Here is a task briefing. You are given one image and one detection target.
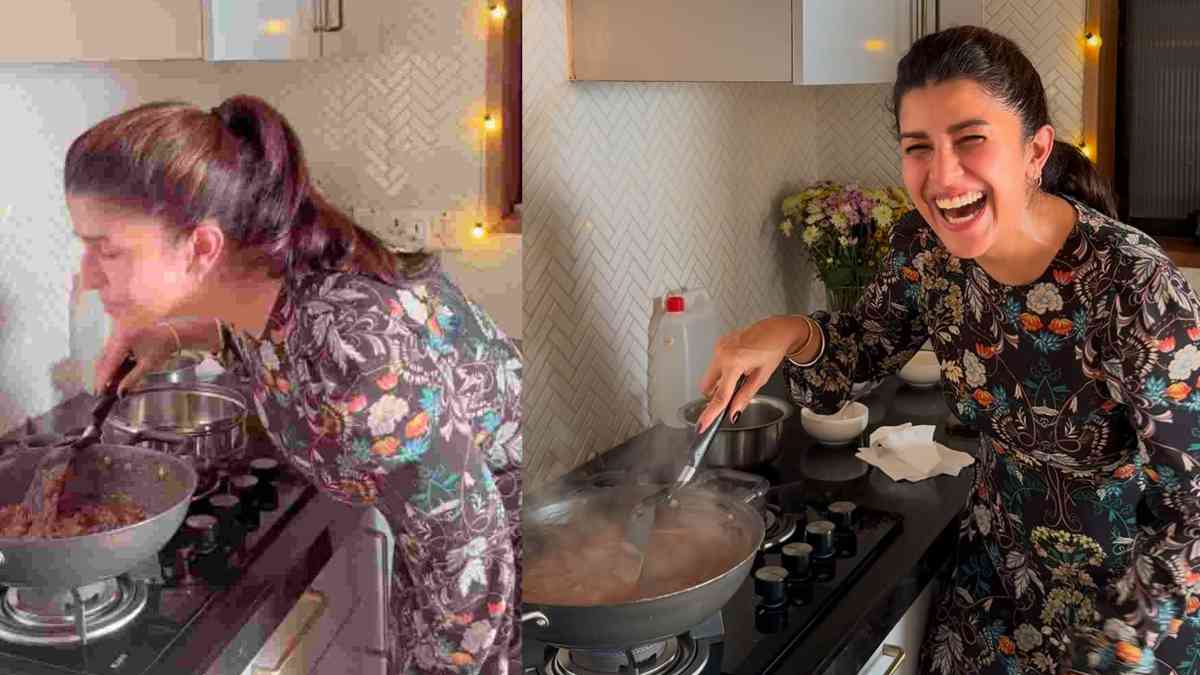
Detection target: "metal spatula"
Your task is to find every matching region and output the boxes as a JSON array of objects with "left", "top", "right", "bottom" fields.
[
  {"left": 619, "top": 375, "right": 746, "bottom": 582},
  {"left": 20, "top": 352, "right": 138, "bottom": 530}
]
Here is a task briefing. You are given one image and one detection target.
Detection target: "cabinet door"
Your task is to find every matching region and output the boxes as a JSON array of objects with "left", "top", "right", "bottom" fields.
[
  {"left": 857, "top": 581, "right": 934, "bottom": 675},
  {"left": 568, "top": 0, "right": 793, "bottom": 82},
  {"left": 0, "top": 0, "right": 202, "bottom": 63},
  {"left": 205, "top": 0, "right": 319, "bottom": 61},
  {"left": 933, "top": 0, "right": 984, "bottom": 33},
  {"left": 794, "top": 0, "right": 912, "bottom": 85},
  {"left": 318, "top": 0, "right": 386, "bottom": 59}
]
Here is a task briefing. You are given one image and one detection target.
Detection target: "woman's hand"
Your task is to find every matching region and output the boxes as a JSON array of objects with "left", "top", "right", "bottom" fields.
[
  {"left": 695, "top": 315, "right": 813, "bottom": 432},
  {"left": 94, "top": 323, "right": 177, "bottom": 396}
]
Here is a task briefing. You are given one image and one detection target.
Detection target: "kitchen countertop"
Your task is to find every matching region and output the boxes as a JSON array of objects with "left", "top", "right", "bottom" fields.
[
  {"left": 0, "top": 378, "right": 365, "bottom": 675},
  {"left": 551, "top": 372, "right": 978, "bottom": 675}
]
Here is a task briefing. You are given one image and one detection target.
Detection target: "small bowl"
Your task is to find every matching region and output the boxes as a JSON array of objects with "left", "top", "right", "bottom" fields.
[
  {"left": 800, "top": 401, "right": 869, "bottom": 446},
  {"left": 898, "top": 350, "right": 941, "bottom": 389}
]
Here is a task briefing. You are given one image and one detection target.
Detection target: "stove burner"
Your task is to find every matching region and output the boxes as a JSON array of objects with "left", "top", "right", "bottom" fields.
[
  {"left": 549, "top": 636, "right": 710, "bottom": 675},
  {"left": 0, "top": 576, "right": 148, "bottom": 646},
  {"left": 761, "top": 505, "right": 797, "bottom": 550}
]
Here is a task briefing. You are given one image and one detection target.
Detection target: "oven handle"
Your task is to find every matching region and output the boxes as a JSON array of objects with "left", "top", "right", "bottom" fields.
[
  {"left": 880, "top": 644, "right": 907, "bottom": 675},
  {"left": 250, "top": 591, "right": 328, "bottom": 675}
]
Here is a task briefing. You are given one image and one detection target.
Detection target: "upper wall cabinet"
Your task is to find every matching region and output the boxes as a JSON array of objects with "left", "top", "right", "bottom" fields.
[
  {"left": 567, "top": 0, "right": 794, "bottom": 82},
  {"left": 568, "top": 0, "right": 983, "bottom": 85},
  {"left": 205, "top": 0, "right": 386, "bottom": 62},
  {"left": 0, "top": 0, "right": 204, "bottom": 63},
  {"left": 0, "top": 0, "right": 384, "bottom": 65}
]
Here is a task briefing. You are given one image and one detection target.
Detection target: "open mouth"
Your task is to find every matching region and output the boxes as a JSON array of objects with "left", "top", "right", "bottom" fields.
[{"left": 934, "top": 190, "right": 987, "bottom": 225}]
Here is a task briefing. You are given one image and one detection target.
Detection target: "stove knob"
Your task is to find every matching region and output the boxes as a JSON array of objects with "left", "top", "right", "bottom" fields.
[
  {"left": 249, "top": 457, "right": 281, "bottom": 484},
  {"left": 806, "top": 520, "right": 836, "bottom": 559},
  {"left": 186, "top": 514, "right": 219, "bottom": 555},
  {"left": 754, "top": 565, "right": 789, "bottom": 607},
  {"left": 231, "top": 475, "right": 262, "bottom": 531},
  {"left": 781, "top": 542, "right": 812, "bottom": 578},
  {"left": 208, "top": 494, "right": 245, "bottom": 547},
  {"left": 828, "top": 501, "right": 857, "bottom": 530}
]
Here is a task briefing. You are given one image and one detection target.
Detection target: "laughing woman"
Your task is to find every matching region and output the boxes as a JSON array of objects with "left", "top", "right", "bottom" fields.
[
  {"left": 68, "top": 95, "right": 522, "bottom": 674},
  {"left": 698, "top": 27, "right": 1200, "bottom": 675}
]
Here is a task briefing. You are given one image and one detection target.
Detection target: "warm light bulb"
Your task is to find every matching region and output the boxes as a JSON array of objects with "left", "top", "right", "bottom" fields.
[
  {"left": 262, "top": 19, "right": 288, "bottom": 35},
  {"left": 1085, "top": 32, "right": 1102, "bottom": 48},
  {"left": 1078, "top": 142, "right": 1094, "bottom": 160},
  {"left": 489, "top": 4, "right": 507, "bottom": 19},
  {"left": 483, "top": 114, "right": 497, "bottom": 131},
  {"left": 864, "top": 39, "right": 886, "bottom": 53},
  {"left": 472, "top": 222, "right": 486, "bottom": 239}
]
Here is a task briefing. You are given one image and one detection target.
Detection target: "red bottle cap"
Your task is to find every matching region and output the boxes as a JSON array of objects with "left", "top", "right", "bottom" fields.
[{"left": 665, "top": 295, "right": 685, "bottom": 313}]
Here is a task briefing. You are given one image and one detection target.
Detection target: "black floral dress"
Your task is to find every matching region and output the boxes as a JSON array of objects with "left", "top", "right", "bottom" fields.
[
  {"left": 785, "top": 197, "right": 1200, "bottom": 674},
  {"left": 218, "top": 258, "right": 522, "bottom": 675}
]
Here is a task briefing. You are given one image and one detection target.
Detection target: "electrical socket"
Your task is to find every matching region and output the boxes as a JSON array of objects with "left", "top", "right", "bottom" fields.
[{"left": 352, "top": 207, "right": 460, "bottom": 252}]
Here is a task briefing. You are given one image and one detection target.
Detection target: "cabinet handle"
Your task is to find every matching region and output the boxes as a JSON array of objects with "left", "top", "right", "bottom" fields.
[
  {"left": 324, "top": 0, "right": 344, "bottom": 32},
  {"left": 881, "top": 644, "right": 907, "bottom": 675},
  {"left": 910, "top": 0, "right": 918, "bottom": 43}
]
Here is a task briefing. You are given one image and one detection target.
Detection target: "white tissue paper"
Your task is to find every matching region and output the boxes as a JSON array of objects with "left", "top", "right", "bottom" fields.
[{"left": 855, "top": 423, "right": 975, "bottom": 482}]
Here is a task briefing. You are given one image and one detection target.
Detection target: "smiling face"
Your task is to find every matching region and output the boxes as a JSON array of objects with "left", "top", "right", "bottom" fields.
[
  {"left": 898, "top": 78, "right": 1050, "bottom": 260},
  {"left": 68, "top": 196, "right": 199, "bottom": 328}
]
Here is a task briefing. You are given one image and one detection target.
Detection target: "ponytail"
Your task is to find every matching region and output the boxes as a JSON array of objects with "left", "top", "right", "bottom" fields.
[{"left": 1042, "top": 140, "right": 1117, "bottom": 218}]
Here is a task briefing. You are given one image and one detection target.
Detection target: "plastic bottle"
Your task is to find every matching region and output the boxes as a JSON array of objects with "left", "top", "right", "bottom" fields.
[{"left": 648, "top": 288, "right": 720, "bottom": 427}]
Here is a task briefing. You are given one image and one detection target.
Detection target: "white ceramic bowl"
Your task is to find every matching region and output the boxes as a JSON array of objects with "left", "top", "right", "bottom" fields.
[
  {"left": 898, "top": 350, "right": 941, "bottom": 389},
  {"left": 800, "top": 401, "right": 869, "bottom": 446}
]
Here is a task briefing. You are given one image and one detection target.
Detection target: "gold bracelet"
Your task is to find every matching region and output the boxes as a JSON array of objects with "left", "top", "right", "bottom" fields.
[
  {"left": 785, "top": 316, "right": 816, "bottom": 361},
  {"left": 158, "top": 321, "right": 183, "bottom": 354}
]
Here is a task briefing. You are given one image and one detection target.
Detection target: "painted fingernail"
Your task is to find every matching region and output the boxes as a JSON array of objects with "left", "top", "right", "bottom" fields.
[{"left": 731, "top": 411, "right": 741, "bottom": 424}]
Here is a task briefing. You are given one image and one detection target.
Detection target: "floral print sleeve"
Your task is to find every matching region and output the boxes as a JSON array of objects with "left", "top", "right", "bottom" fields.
[
  {"left": 784, "top": 209, "right": 932, "bottom": 413},
  {"left": 1068, "top": 257, "right": 1200, "bottom": 674},
  {"left": 232, "top": 264, "right": 521, "bottom": 675}
]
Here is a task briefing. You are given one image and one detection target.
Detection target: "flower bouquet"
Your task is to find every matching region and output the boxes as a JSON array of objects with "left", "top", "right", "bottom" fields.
[{"left": 779, "top": 181, "right": 914, "bottom": 311}]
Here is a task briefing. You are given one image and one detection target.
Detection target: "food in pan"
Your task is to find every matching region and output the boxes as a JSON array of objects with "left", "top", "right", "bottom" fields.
[
  {"left": 523, "top": 511, "right": 752, "bottom": 606},
  {"left": 0, "top": 467, "right": 147, "bottom": 539}
]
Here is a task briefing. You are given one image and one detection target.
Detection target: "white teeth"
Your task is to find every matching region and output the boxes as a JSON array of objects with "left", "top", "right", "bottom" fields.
[{"left": 934, "top": 191, "right": 985, "bottom": 209}]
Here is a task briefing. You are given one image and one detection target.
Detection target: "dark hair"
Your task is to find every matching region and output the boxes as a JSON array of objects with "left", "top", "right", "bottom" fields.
[
  {"left": 64, "top": 95, "right": 431, "bottom": 282},
  {"left": 891, "top": 26, "right": 1117, "bottom": 218}
]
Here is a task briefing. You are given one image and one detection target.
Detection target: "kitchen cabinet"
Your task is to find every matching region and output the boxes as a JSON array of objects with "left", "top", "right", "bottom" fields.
[
  {"left": 205, "top": 0, "right": 385, "bottom": 62},
  {"left": 0, "top": 0, "right": 203, "bottom": 63},
  {"left": 857, "top": 580, "right": 934, "bottom": 675},
  {"left": 567, "top": 0, "right": 794, "bottom": 82},
  {"left": 568, "top": 0, "right": 982, "bottom": 85}
]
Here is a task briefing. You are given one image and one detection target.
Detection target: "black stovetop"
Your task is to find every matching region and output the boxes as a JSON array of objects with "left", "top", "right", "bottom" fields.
[
  {"left": 0, "top": 472, "right": 317, "bottom": 675},
  {"left": 522, "top": 482, "right": 902, "bottom": 675}
]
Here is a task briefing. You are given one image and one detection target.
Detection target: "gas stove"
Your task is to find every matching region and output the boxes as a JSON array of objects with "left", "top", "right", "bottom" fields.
[
  {"left": 0, "top": 455, "right": 317, "bottom": 675},
  {"left": 522, "top": 481, "right": 901, "bottom": 675}
]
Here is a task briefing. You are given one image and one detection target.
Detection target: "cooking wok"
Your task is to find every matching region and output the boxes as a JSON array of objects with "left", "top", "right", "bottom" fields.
[
  {"left": 521, "top": 480, "right": 764, "bottom": 650},
  {"left": 0, "top": 442, "right": 197, "bottom": 589}
]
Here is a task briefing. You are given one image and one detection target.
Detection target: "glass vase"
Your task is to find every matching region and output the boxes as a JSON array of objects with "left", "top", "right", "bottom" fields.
[{"left": 825, "top": 285, "right": 864, "bottom": 313}]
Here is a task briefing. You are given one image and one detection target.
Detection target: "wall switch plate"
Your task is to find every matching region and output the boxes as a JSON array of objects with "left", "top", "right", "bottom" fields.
[{"left": 352, "top": 207, "right": 461, "bottom": 252}]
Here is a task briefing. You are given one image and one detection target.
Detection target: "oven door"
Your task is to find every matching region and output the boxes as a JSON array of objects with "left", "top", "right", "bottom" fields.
[{"left": 242, "top": 507, "right": 392, "bottom": 675}]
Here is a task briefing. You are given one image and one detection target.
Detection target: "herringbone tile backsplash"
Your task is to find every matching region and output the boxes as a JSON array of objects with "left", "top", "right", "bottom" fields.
[{"left": 523, "top": 0, "right": 1086, "bottom": 487}]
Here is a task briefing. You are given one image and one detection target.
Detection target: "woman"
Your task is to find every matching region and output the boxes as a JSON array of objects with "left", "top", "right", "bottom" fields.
[
  {"left": 698, "top": 27, "right": 1200, "bottom": 675},
  {"left": 68, "top": 95, "right": 522, "bottom": 674}
]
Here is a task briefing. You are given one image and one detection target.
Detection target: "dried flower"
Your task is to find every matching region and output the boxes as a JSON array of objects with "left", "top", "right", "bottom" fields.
[{"left": 779, "top": 181, "right": 913, "bottom": 288}]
